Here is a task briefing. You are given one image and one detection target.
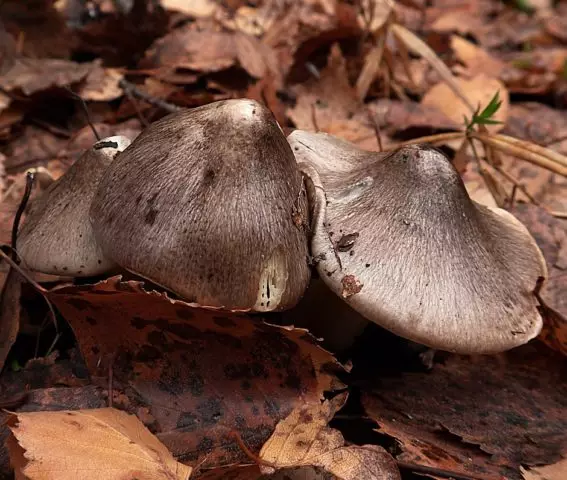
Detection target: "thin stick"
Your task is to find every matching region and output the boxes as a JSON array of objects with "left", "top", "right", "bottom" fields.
[
  {"left": 227, "top": 431, "right": 278, "bottom": 469},
  {"left": 367, "top": 109, "right": 383, "bottom": 152},
  {"left": 11, "top": 171, "right": 34, "bottom": 259},
  {"left": 396, "top": 460, "right": 486, "bottom": 480},
  {"left": 0, "top": 249, "right": 58, "bottom": 333},
  {"left": 64, "top": 87, "right": 100, "bottom": 141},
  {"left": 123, "top": 87, "right": 149, "bottom": 127},
  {"left": 118, "top": 79, "right": 181, "bottom": 113},
  {"left": 311, "top": 103, "right": 320, "bottom": 132},
  {"left": 385, "top": 132, "right": 465, "bottom": 150},
  {"left": 471, "top": 132, "right": 567, "bottom": 176}
]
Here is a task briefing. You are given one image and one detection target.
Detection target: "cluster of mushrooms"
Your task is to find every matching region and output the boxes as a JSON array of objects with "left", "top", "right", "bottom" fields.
[{"left": 16, "top": 99, "right": 547, "bottom": 354}]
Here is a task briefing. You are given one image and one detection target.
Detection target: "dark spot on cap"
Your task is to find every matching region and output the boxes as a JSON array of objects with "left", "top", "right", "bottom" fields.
[
  {"left": 93, "top": 140, "right": 118, "bottom": 150},
  {"left": 145, "top": 208, "right": 158, "bottom": 225},
  {"left": 86, "top": 316, "right": 97, "bottom": 326}
]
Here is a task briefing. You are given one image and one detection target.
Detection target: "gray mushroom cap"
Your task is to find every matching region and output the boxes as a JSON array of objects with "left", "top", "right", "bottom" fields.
[
  {"left": 17, "top": 136, "right": 131, "bottom": 276},
  {"left": 90, "top": 99, "right": 310, "bottom": 311},
  {"left": 289, "top": 130, "right": 547, "bottom": 354}
]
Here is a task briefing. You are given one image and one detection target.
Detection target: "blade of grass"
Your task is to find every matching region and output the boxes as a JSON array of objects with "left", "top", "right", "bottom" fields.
[{"left": 472, "top": 133, "right": 567, "bottom": 176}]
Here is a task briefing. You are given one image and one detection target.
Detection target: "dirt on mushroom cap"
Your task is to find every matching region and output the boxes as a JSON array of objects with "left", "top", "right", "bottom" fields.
[
  {"left": 90, "top": 99, "right": 311, "bottom": 312},
  {"left": 289, "top": 130, "right": 547, "bottom": 354}
]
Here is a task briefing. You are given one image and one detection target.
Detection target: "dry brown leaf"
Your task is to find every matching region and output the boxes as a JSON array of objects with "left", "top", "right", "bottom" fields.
[
  {"left": 46, "top": 277, "right": 344, "bottom": 469},
  {"left": 357, "top": 0, "right": 393, "bottom": 32},
  {"left": 0, "top": 269, "right": 21, "bottom": 371},
  {"left": 161, "top": 0, "right": 217, "bottom": 17},
  {"left": 450, "top": 35, "right": 506, "bottom": 78},
  {"left": 391, "top": 23, "right": 475, "bottom": 112},
  {"left": 288, "top": 44, "right": 378, "bottom": 149},
  {"left": 7, "top": 408, "right": 192, "bottom": 480},
  {"left": 356, "top": 37, "right": 386, "bottom": 101},
  {"left": 363, "top": 343, "right": 567, "bottom": 479},
  {"left": 234, "top": 32, "right": 280, "bottom": 82},
  {"left": 522, "top": 457, "right": 567, "bottom": 480},
  {"left": 0, "top": 59, "right": 95, "bottom": 96},
  {"left": 260, "top": 397, "right": 400, "bottom": 480},
  {"left": 145, "top": 25, "right": 236, "bottom": 73},
  {"left": 422, "top": 75, "right": 509, "bottom": 134},
  {"left": 430, "top": 10, "right": 484, "bottom": 36},
  {"left": 78, "top": 66, "right": 124, "bottom": 102}
]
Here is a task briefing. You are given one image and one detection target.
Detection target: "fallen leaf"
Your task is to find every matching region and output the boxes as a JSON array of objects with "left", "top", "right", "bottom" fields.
[
  {"left": 357, "top": 0, "right": 393, "bottom": 32},
  {"left": 370, "top": 99, "right": 459, "bottom": 137},
  {"left": 522, "top": 457, "right": 567, "bottom": 480},
  {"left": 362, "top": 343, "right": 567, "bottom": 479},
  {"left": 509, "top": 203, "right": 567, "bottom": 355},
  {"left": 260, "top": 396, "right": 400, "bottom": 480},
  {"left": 161, "top": 0, "right": 218, "bottom": 18},
  {"left": 0, "top": 269, "right": 22, "bottom": 372},
  {"left": 450, "top": 35, "right": 507, "bottom": 78},
  {"left": 0, "top": 59, "right": 95, "bottom": 97},
  {"left": 422, "top": 74, "right": 509, "bottom": 134},
  {"left": 78, "top": 66, "right": 124, "bottom": 102},
  {"left": 7, "top": 408, "right": 192, "bottom": 480},
  {"left": 46, "top": 277, "right": 345, "bottom": 469},
  {"left": 288, "top": 44, "right": 377, "bottom": 149},
  {"left": 430, "top": 9, "right": 484, "bottom": 37},
  {"left": 144, "top": 24, "right": 236, "bottom": 74}
]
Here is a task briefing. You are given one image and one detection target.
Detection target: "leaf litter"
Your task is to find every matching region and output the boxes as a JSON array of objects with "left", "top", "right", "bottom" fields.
[{"left": 0, "top": 0, "right": 566, "bottom": 479}]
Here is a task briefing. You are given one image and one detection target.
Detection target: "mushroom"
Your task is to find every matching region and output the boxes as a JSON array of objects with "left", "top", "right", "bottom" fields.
[
  {"left": 17, "top": 136, "right": 131, "bottom": 277},
  {"left": 288, "top": 130, "right": 547, "bottom": 354},
  {"left": 89, "top": 99, "right": 310, "bottom": 311}
]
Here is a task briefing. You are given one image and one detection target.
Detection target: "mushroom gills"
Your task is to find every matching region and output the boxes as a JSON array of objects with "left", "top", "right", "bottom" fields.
[{"left": 289, "top": 130, "right": 547, "bottom": 354}]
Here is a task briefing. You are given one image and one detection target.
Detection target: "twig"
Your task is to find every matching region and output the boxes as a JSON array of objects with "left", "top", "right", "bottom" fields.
[
  {"left": 396, "top": 460, "right": 486, "bottom": 480},
  {"left": 227, "top": 431, "right": 278, "bottom": 469},
  {"left": 118, "top": 79, "right": 181, "bottom": 113},
  {"left": 472, "top": 132, "right": 567, "bottom": 177},
  {"left": 367, "top": 108, "right": 383, "bottom": 152},
  {"left": 386, "top": 132, "right": 465, "bottom": 150},
  {"left": 311, "top": 103, "right": 320, "bottom": 132},
  {"left": 0, "top": 248, "right": 58, "bottom": 334},
  {"left": 123, "top": 86, "right": 149, "bottom": 127},
  {"left": 11, "top": 171, "right": 34, "bottom": 259},
  {"left": 64, "top": 87, "right": 100, "bottom": 141}
]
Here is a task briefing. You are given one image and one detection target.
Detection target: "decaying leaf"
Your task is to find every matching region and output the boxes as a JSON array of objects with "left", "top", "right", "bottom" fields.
[
  {"left": 0, "top": 269, "right": 22, "bottom": 372},
  {"left": 362, "top": 343, "right": 567, "bottom": 480},
  {"left": 421, "top": 75, "right": 509, "bottom": 134},
  {"left": 260, "top": 396, "right": 400, "bottom": 480},
  {"left": 78, "top": 66, "right": 124, "bottom": 102},
  {"left": 0, "top": 59, "right": 96, "bottom": 97},
  {"left": 161, "top": 0, "right": 218, "bottom": 18},
  {"left": 522, "top": 457, "right": 567, "bottom": 480},
  {"left": 288, "top": 44, "right": 378, "bottom": 149},
  {"left": 6, "top": 408, "right": 192, "bottom": 480},
  {"left": 46, "top": 277, "right": 344, "bottom": 469}
]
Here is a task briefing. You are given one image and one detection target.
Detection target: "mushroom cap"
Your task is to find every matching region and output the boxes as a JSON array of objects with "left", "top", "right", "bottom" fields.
[
  {"left": 90, "top": 99, "right": 310, "bottom": 311},
  {"left": 17, "top": 136, "right": 131, "bottom": 276},
  {"left": 289, "top": 130, "right": 547, "bottom": 354}
]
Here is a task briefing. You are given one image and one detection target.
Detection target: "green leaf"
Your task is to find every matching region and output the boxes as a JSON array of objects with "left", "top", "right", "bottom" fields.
[
  {"left": 477, "top": 90, "right": 502, "bottom": 120},
  {"left": 472, "top": 117, "right": 503, "bottom": 126},
  {"left": 465, "top": 90, "right": 503, "bottom": 130}
]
